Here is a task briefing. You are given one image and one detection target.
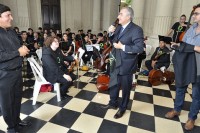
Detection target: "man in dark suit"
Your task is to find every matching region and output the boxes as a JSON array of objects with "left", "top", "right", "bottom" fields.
[{"left": 102, "top": 7, "right": 144, "bottom": 119}]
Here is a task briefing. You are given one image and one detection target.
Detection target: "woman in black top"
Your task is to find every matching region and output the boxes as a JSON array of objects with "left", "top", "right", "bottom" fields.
[{"left": 60, "top": 33, "right": 73, "bottom": 56}]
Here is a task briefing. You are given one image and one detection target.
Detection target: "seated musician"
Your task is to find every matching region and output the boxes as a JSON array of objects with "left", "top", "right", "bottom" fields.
[
  {"left": 60, "top": 33, "right": 74, "bottom": 56},
  {"left": 103, "top": 30, "right": 108, "bottom": 42},
  {"left": 20, "top": 31, "right": 34, "bottom": 76},
  {"left": 71, "top": 33, "right": 76, "bottom": 42},
  {"left": 145, "top": 35, "right": 170, "bottom": 72},
  {"left": 81, "top": 34, "right": 94, "bottom": 65},
  {"left": 91, "top": 34, "right": 97, "bottom": 44},
  {"left": 42, "top": 36, "right": 75, "bottom": 99},
  {"left": 96, "top": 33, "right": 107, "bottom": 54},
  {"left": 33, "top": 32, "right": 43, "bottom": 48}
]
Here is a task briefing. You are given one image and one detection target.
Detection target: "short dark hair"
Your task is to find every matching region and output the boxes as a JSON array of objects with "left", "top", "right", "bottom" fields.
[
  {"left": 87, "top": 29, "right": 91, "bottom": 33},
  {"left": 181, "top": 14, "right": 186, "bottom": 18},
  {"left": 97, "top": 33, "right": 103, "bottom": 37},
  {"left": 196, "top": 3, "right": 200, "bottom": 7},
  {"left": 0, "top": 4, "right": 10, "bottom": 16},
  {"left": 28, "top": 28, "right": 33, "bottom": 31},
  {"left": 21, "top": 31, "right": 27, "bottom": 35},
  {"left": 38, "top": 27, "right": 42, "bottom": 30}
]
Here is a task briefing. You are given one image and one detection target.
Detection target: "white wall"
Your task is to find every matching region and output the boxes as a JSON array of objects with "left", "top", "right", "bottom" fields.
[{"left": 1, "top": 0, "right": 200, "bottom": 35}]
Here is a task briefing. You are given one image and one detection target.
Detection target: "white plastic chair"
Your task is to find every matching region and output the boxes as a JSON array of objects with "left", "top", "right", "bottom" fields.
[
  {"left": 36, "top": 48, "right": 42, "bottom": 65},
  {"left": 72, "top": 41, "right": 76, "bottom": 57},
  {"left": 140, "top": 44, "right": 153, "bottom": 71},
  {"left": 78, "top": 47, "right": 85, "bottom": 66},
  {"left": 27, "top": 56, "right": 61, "bottom": 105},
  {"left": 145, "top": 45, "right": 153, "bottom": 56}
]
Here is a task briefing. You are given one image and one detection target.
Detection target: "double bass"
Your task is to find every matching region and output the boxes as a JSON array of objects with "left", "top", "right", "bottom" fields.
[{"left": 179, "top": 6, "right": 197, "bottom": 42}]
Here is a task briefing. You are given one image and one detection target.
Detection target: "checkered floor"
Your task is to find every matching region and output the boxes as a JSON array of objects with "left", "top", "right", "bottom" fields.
[{"left": 0, "top": 67, "right": 200, "bottom": 133}]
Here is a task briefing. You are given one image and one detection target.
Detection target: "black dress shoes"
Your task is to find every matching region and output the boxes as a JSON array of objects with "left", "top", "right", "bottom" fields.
[
  {"left": 101, "top": 104, "right": 118, "bottom": 110},
  {"left": 61, "top": 94, "right": 73, "bottom": 100},
  {"left": 19, "top": 120, "right": 31, "bottom": 126},
  {"left": 114, "top": 110, "right": 125, "bottom": 119}
]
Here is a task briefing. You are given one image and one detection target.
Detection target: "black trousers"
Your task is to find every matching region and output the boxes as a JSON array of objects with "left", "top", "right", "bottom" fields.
[
  {"left": 145, "top": 60, "right": 169, "bottom": 71},
  {"left": 0, "top": 69, "right": 22, "bottom": 131},
  {"left": 57, "top": 73, "right": 75, "bottom": 96},
  {"left": 109, "top": 74, "right": 133, "bottom": 111},
  {"left": 138, "top": 53, "right": 146, "bottom": 69}
]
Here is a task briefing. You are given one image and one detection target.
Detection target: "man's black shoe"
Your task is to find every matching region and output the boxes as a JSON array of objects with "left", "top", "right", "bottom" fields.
[
  {"left": 114, "top": 110, "right": 125, "bottom": 119},
  {"left": 61, "top": 94, "right": 73, "bottom": 100},
  {"left": 101, "top": 104, "right": 117, "bottom": 110},
  {"left": 19, "top": 120, "right": 31, "bottom": 126}
]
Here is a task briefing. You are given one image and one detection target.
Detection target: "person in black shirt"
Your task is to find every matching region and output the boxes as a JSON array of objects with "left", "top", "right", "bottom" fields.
[
  {"left": 96, "top": 33, "right": 107, "bottom": 54},
  {"left": 0, "top": 4, "right": 30, "bottom": 133},
  {"left": 81, "top": 34, "right": 93, "bottom": 65},
  {"left": 42, "top": 36, "right": 75, "bottom": 99},
  {"left": 145, "top": 36, "right": 170, "bottom": 72},
  {"left": 60, "top": 33, "right": 73, "bottom": 56},
  {"left": 166, "top": 14, "right": 187, "bottom": 43},
  {"left": 27, "top": 28, "right": 34, "bottom": 42}
]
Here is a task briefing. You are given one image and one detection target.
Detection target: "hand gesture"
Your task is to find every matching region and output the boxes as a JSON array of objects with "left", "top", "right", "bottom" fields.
[
  {"left": 113, "top": 41, "right": 123, "bottom": 49},
  {"left": 108, "top": 25, "right": 116, "bottom": 33},
  {"left": 18, "top": 45, "right": 30, "bottom": 56},
  {"left": 63, "top": 74, "right": 72, "bottom": 81}
]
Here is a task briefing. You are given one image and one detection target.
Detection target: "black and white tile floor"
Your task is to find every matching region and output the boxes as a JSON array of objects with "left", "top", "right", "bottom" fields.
[{"left": 0, "top": 68, "right": 200, "bottom": 133}]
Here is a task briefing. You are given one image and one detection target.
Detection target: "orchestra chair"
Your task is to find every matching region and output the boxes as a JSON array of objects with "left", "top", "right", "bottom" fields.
[{"left": 27, "top": 56, "right": 61, "bottom": 105}]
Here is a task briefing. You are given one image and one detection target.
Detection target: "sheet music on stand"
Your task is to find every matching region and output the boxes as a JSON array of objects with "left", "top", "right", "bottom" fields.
[{"left": 85, "top": 44, "right": 100, "bottom": 51}]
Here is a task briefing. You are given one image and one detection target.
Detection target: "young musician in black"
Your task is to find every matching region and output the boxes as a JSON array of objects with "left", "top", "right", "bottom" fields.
[{"left": 145, "top": 36, "right": 170, "bottom": 72}]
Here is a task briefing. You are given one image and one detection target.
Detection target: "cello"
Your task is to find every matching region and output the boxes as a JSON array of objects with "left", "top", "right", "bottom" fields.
[
  {"left": 95, "top": 19, "right": 119, "bottom": 70},
  {"left": 96, "top": 19, "right": 119, "bottom": 91},
  {"left": 148, "top": 69, "right": 175, "bottom": 86}
]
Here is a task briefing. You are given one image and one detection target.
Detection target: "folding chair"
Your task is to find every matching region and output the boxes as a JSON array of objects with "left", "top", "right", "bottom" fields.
[{"left": 27, "top": 56, "right": 61, "bottom": 105}]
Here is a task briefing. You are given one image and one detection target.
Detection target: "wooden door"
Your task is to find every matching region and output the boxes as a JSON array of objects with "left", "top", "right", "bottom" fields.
[{"left": 41, "top": 0, "right": 61, "bottom": 30}]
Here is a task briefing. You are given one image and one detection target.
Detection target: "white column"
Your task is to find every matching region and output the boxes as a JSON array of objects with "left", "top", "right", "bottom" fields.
[
  {"left": 81, "top": 0, "right": 93, "bottom": 31},
  {"left": 28, "top": 0, "right": 42, "bottom": 31},
  {"left": 92, "top": 0, "right": 101, "bottom": 33},
  {"left": 60, "top": 0, "right": 66, "bottom": 32},
  {"left": 15, "top": 0, "right": 30, "bottom": 31},
  {"left": 131, "top": 0, "right": 145, "bottom": 27},
  {"left": 102, "top": 0, "right": 118, "bottom": 31},
  {"left": 71, "top": 0, "right": 82, "bottom": 32},
  {"left": 153, "top": 0, "right": 175, "bottom": 35}
]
